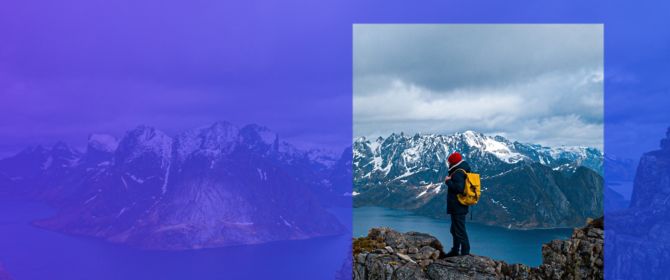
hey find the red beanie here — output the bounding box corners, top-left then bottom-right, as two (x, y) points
(448, 152), (462, 167)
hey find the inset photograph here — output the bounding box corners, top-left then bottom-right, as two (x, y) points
(352, 24), (604, 279)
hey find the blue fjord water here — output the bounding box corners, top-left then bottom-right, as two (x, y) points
(0, 200), (351, 280)
(354, 206), (572, 266)
(0, 200), (571, 279)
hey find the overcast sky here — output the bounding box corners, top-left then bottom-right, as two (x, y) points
(0, 0), (353, 158)
(354, 24), (603, 148)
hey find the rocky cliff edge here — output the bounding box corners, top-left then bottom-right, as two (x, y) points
(352, 217), (603, 280)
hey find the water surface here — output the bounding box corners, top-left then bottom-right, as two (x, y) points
(0, 200), (350, 280)
(354, 206), (572, 266)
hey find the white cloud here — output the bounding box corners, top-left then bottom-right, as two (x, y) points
(354, 24), (603, 149)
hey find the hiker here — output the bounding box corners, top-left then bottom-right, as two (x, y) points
(444, 152), (471, 257)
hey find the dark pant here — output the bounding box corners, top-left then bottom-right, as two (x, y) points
(450, 214), (470, 254)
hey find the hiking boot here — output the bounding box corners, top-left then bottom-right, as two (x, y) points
(444, 250), (459, 258)
(460, 252), (471, 256)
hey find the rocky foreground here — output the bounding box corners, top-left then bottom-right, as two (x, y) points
(351, 217), (603, 280)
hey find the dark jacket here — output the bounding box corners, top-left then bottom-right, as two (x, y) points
(445, 161), (471, 215)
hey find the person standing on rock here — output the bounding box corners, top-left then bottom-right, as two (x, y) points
(444, 152), (471, 257)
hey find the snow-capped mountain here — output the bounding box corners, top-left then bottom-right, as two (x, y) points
(353, 131), (604, 228)
(354, 131), (601, 184)
(0, 122), (348, 249)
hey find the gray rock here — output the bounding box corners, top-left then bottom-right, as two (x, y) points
(373, 248), (390, 254)
(393, 262), (429, 280)
(368, 227), (407, 249)
(418, 259), (433, 267)
(356, 253), (368, 264)
(365, 254), (401, 280)
(352, 223), (603, 280)
(396, 253), (416, 264)
(416, 246), (437, 260)
(426, 255), (499, 280)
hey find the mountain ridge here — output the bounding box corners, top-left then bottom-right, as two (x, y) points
(0, 121), (350, 249)
(353, 130), (604, 229)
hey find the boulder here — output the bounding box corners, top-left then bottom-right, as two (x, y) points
(426, 255), (499, 280)
(352, 219), (603, 280)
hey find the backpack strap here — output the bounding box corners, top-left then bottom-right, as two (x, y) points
(454, 168), (469, 184)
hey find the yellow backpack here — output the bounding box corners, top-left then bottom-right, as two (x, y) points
(455, 169), (481, 206)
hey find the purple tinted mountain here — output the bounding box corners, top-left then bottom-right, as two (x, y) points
(0, 122), (348, 249)
(604, 155), (636, 182)
(0, 142), (81, 201)
(353, 131), (604, 228)
(606, 127), (670, 278)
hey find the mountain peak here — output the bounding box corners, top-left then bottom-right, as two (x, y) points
(203, 121), (240, 143)
(50, 141), (80, 160)
(174, 122), (241, 161)
(354, 130), (603, 183)
(354, 136), (367, 143)
(116, 125), (172, 164)
(462, 130), (479, 135)
(240, 124), (279, 148)
(87, 133), (119, 153)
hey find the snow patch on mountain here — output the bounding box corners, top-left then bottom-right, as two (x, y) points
(42, 156), (53, 169)
(354, 130), (602, 184)
(417, 183), (441, 198)
(161, 161), (171, 194)
(118, 126), (173, 164)
(126, 173), (145, 184)
(459, 131), (524, 163)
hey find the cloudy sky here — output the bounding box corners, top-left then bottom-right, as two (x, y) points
(0, 0), (353, 157)
(354, 24), (603, 148)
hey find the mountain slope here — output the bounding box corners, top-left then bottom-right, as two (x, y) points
(415, 164), (603, 228)
(353, 131), (603, 228)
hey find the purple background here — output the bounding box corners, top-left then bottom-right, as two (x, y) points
(0, 0), (353, 157)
